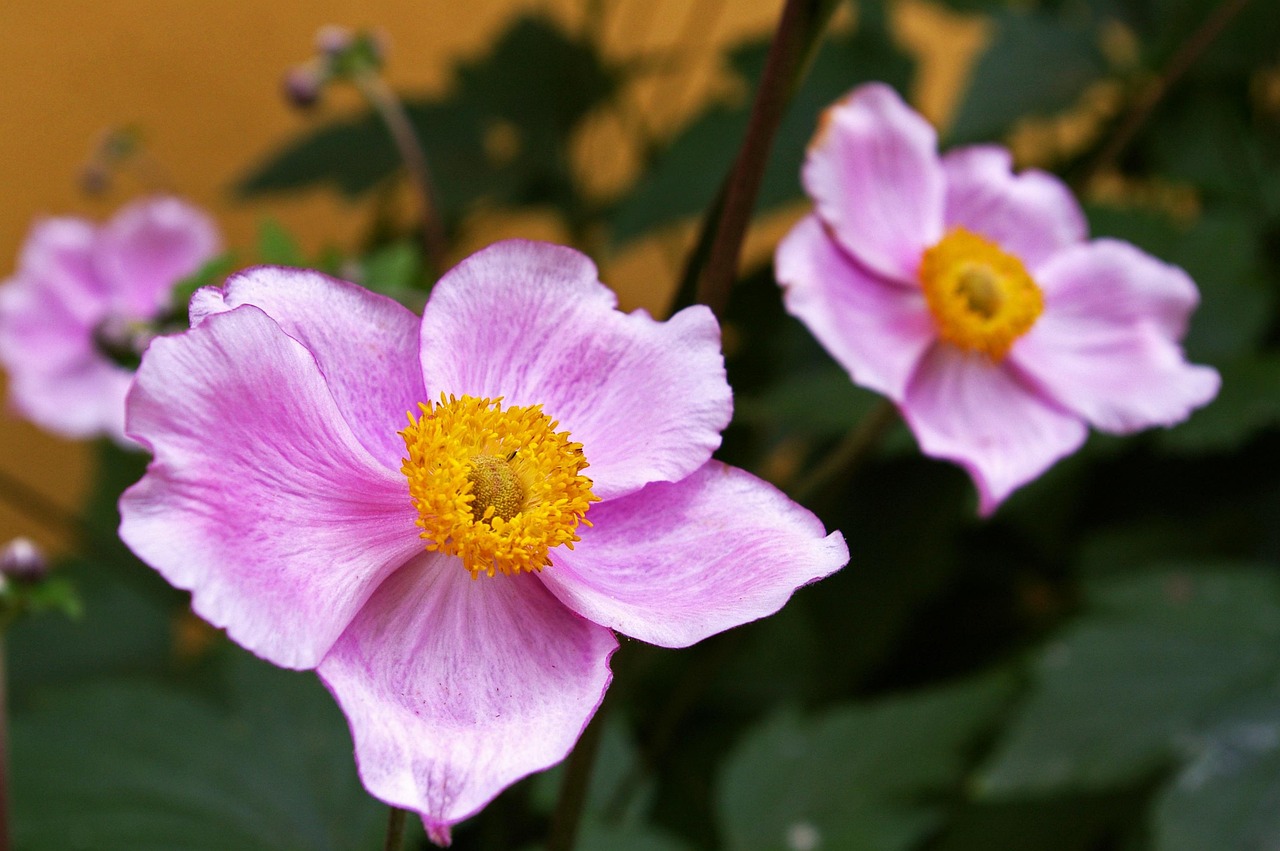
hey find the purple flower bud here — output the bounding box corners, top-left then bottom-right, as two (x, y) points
(1, 538), (47, 582)
(315, 25), (354, 58)
(283, 66), (322, 109)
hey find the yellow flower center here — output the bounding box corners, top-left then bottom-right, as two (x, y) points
(919, 227), (1043, 361)
(400, 394), (598, 578)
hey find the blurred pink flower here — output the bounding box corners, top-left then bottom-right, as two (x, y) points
(119, 241), (848, 842)
(0, 197), (220, 445)
(777, 83), (1220, 513)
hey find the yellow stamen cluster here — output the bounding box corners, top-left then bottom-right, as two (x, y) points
(400, 394), (597, 578)
(919, 227), (1044, 361)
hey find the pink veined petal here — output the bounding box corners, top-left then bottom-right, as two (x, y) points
(776, 214), (935, 401)
(191, 267), (426, 470)
(1012, 241), (1220, 433)
(803, 82), (945, 285)
(941, 145), (1087, 271)
(119, 305), (422, 670)
(95, 196), (220, 319)
(419, 240), (731, 501)
(1029, 239), (1201, 340)
(901, 344), (1088, 515)
(541, 461), (848, 648)
(316, 554), (617, 833)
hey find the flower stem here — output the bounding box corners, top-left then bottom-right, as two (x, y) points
(789, 399), (899, 504)
(545, 697), (609, 851)
(674, 0), (840, 318)
(0, 634), (10, 851)
(1080, 0), (1254, 184)
(353, 71), (449, 279)
(382, 806), (407, 851)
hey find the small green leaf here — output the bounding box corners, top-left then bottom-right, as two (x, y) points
(360, 239), (423, 295)
(257, 218), (306, 267)
(719, 675), (1013, 851)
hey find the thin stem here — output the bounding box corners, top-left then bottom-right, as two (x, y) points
(545, 697), (609, 851)
(788, 400), (899, 504)
(353, 71), (449, 278)
(1081, 0), (1254, 183)
(681, 0), (838, 318)
(0, 634), (9, 851)
(382, 806), (407, 851)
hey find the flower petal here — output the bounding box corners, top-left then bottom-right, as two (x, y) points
(941, 145), (1087, 271)
(14, 217), (105, 321)
(776, 214), (935, 400)
(1012, 240), (1220, 433)
(119, 305), (421, 669)
(418, 240), (731, 500)
(803, 83), (944, 284)
(541, 461), (848, 647)
(902, 345), (1087, 515)
(191, 267), (426, 469)
(317, 554), (616, 832)
(94, 197), (220, 318)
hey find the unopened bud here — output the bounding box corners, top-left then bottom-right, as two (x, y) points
(283, 65), (323, 109)
(1, 538), (47, 582)
(315, 25), (355, 58)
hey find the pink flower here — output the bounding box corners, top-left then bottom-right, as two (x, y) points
(0, 197), (221, 446)
(776, 84), (1220, 513)
(118, 241), (847, 842)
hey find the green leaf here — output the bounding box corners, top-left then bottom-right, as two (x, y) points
(976, 566), (1280, 797)
(948, 11), (1107, 144)
(718, 675), (1013, 851)
(359, 239), (423, 296)
(1152, 689), (1280, 851)
(256, 217), (306, 266)
(12, 649), (383, 850)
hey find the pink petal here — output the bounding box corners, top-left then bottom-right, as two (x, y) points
(0, 266), (132, 443)
(316, 554), (616, 831)
(941, 146), (1087, 271)
(803, 83), (944, 285)
(119, 305), (421, 669)
(1012, 241), (1220, 433)
(418, 240), (731, 501)
(95, 196), (220, 318)
(191, 267), (426, 469)
(541, 461), (848, 648)
(902, 345), (1088, 515)
(775, 214), (935, 401)
(14, 217), (105, 321)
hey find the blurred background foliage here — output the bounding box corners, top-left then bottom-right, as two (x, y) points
(2, 0), (1279, 848)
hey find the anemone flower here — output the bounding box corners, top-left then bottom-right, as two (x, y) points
(119, 241), (848, 843)
(776, 83), (1219, 513)
(0, 197), (220, 446)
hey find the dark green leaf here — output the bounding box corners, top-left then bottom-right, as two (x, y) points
(977, 566), (1280, 796)
(1160, 355), (1280, 453)
(718, 675), (1013, 851)
(948, 11), (1107, 144)
(12, 650), (382, 850)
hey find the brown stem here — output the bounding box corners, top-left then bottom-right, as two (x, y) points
(1081, 0), (1254, 183)
(788, 399), (899, 503)
(382, 806), (407, 851)
(545, 697), (609, 851)
(685, 0), (838, 318)
(354, 71), (449, 278)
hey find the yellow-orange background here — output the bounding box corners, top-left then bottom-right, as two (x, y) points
(0, 0), (982, 553)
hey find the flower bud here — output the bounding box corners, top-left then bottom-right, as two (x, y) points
(1, 537), (47, 583)
(283, 66), (323, 109)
